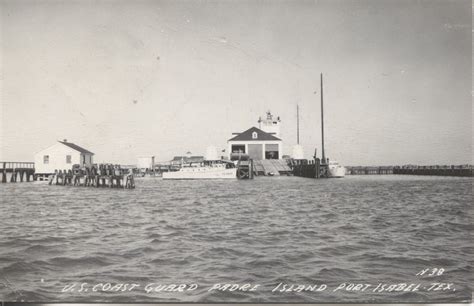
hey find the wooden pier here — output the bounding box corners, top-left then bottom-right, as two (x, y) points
(252, 160), (292, 176)
(236, 159), (254, 179)
(230, 153), (254, 179)
(49, 164), (135, 189)
(393, 165), (473, 177)
(1, 162), (35, 183)
(346, 165), (473, 177)
(345, 166), (394, 175)
(291, 158), (327, 178)
(292, 162), (473, 178)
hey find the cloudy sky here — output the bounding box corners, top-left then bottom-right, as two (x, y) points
(1, 0), (471, 165)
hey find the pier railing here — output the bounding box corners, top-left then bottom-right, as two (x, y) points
(1, 162), (35, 170)
(1, 161), (35, 183)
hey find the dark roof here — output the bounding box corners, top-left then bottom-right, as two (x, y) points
(228, 127), (281, 141)
(59, 141), (94, 154)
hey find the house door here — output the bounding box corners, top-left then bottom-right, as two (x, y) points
(248, 144), (263, 160)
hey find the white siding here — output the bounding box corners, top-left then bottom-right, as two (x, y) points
(34, 142), (93, 174)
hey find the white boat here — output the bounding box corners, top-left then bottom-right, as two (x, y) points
(328, 160), (345, 178)
(162, 161), (237, 180)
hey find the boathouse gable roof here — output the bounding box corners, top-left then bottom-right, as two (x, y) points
(58, 141), (94, 155)
(228, 127), (281, 142)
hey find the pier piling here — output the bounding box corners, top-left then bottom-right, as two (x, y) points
(236, 158), (254, 179)
(48, 164), (135, 189)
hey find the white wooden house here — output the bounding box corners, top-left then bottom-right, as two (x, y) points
(34, 140), (94, 175)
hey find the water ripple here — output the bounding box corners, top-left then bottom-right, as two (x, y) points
(0, 176), (472, 303)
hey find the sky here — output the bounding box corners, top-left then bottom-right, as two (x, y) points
(0, 0), (472, 165)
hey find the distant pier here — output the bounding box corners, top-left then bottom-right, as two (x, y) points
(290, 160), (473, 178)
(346, 165), (473, 177)
(345, 166), (394, 175)
(1, 162), (35, 183)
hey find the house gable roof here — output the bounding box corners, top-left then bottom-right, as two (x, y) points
(59, 141), (94, 155)
(228, 126), (281, 141)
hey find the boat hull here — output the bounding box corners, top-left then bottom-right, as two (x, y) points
(162, 168), (237, 180)
(328, 166), (345, 178)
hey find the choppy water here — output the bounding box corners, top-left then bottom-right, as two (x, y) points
(0, 175), (472, 303)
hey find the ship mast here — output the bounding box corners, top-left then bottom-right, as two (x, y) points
(320, 73), (325, 163)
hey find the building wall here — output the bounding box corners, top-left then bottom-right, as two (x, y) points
(228, 141), (282, 160)
(34, 143), (93, 174)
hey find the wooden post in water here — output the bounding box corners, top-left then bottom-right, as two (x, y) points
(315, 158), (321, 178)
(2, 163), (6, 183)
(250, 159), (254, 179)
(313, 148), (319, 179)
(10, 169), (16, 183)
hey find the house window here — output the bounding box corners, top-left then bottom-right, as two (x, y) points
(252, 131), (258, 139)
(231, 145), (246, 153)
(43, 155), (49, 164)
(265, 144), (279, 159)
(82, 155), (86, 164)
(66, 155), (72, 164)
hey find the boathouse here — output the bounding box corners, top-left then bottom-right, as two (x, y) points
(34, 140), (94, 175)
(228, 112), (283, 160)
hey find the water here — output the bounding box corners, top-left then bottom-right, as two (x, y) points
(0, 175), (472, 303)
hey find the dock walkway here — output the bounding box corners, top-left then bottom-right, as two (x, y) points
(253, 160), (292, 176)
(1, 162), (35, 183)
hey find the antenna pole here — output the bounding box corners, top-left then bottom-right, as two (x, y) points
(296, 104), (300, 145)
(321, 73), (325, 163)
